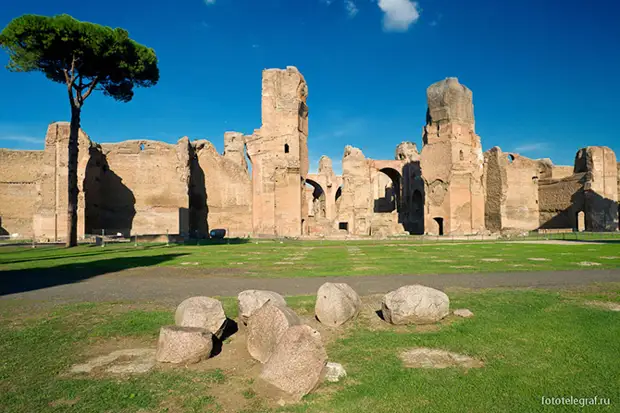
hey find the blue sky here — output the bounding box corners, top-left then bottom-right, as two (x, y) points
(1, 0), (619, 174)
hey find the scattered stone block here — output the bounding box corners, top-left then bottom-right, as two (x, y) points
(325, 362), (347, 382)
(315, 282), (361, 327)
(238, 290), (287, 325)
(453, 308), (474, 318)
(156, 326), (213, 364)
(260, 325), (328, 400)
(175, 296), (227, 337)
(382, 285), (449, 325)
(247, 302), (300, 363)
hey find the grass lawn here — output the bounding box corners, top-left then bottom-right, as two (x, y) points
(1, 239), (620, 278)
(1, 285), (619, 412)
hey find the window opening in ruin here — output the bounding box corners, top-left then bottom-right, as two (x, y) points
(507, 154), (515, 163)
(140, 143), (145, 151)
(433, 217), (444, 236)
(284, 143), (289, 153)
(305, 179), (326, 219)
(339, 222), (349, 232)
(374, 168), (402, 213)
(459, 150), (464, 161)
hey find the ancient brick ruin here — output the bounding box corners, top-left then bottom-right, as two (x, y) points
(0, 66), (618, 240)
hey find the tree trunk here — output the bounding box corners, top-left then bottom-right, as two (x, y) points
(66, 105), (81, 247)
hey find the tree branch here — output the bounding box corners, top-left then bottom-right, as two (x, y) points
(81, 77), (99, 101)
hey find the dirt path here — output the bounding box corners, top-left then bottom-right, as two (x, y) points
(2, 267), (620, 304)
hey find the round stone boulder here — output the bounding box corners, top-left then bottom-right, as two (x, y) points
(237, 290), (287, 325)
(175, 296), (227, 337)
(381, 285), (449, 325)
(156, 326), (213, 364)
(247, 302), (300, 363)
(260, 325), (328, 400)
(315, 282), (361, 327)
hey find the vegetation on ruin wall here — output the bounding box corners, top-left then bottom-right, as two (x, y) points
(0, 286), (619, 412)
(0, 14), (159, 247)
(1, 241), (620, 276)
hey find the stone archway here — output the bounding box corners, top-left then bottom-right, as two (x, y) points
(305, 178), (326, 219)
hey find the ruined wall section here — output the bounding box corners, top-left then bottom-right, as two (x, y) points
(337, 146), (372, 235)
(245, 66), (309, 237)
(99, 139), (190, 236)
(34, 122), (99, 241)
(192, 139), (252, 237)
(575, 146), (618, 231)
(538, 174), (585, 230)
(420, 78), (485, 235)
(303, 155), (339, 236)
(395, 142), (424, 234)
(484, 147), (539, 232)
(0, 149), (44, 237)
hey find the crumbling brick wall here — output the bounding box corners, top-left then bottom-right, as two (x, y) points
(0, 149), (43, 237)
(483, 147), (539, 232)
(98, 138), (191, 236)
(420, 78), (485, 235)
(190, 139), (252, 238)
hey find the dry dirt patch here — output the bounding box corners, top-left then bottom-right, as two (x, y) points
(399, 348), (484, 369)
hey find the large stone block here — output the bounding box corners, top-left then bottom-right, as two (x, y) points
(382, 285), (450, 325)
(238, 290), (287, 325)
(246, 302), (300, 363)
(156, 325), (213, 364)
(175, 297), (227, 336)
(315, 282), (361, 327)
(260, 325), (328, 400)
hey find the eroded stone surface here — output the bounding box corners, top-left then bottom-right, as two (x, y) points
(400, 348), (484, 369)
(260, 325), (328, 400)
(70, 348), (156, 374)
(315, 282), (361, 327)
(325, 362), (347, 382)
(175, 297), (227, 336)
(156, 325), (213, 364)
(238, 290), (287, 325)
(247, 302), (300, 363)
(453, 308), (474, 318)
(382, 285), (450, 325)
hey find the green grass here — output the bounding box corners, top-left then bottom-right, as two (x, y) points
(1, 286), (619, 412)
(1, 238), (619, 278)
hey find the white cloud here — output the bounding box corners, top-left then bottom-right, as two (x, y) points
(0, 135), (44, 145)
(377, 0), (421, 32)
(345, 0), (359, 18)
(204, 0), (216, 5)
(514, 142), (549, 153)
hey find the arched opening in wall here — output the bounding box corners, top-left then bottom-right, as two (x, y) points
(507, 154), (515, 163)
(334, 185), (343, 214)
(459, 150), (464, 161)
(305, 179), (326, 219)
(433, 217), (444, 236)
(284, 143), (290, 154)
(139, 143), (145, 151)
(373, 168), (402, 213)
(576, 210), (586, 232)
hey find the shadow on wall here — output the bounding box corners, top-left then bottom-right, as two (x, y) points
(402, 161), (425, 235)
(85, 149), (136, 236)
(539, 186), (618, 231)
(189, 147), (209, 238)
(0, 217), (8, 236)
(0, 251), (187, 296)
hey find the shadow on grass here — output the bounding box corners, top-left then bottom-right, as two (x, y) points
(0, 253), (187, 296)
(0, 245), (170, 265)
(182, 238), (252, 246)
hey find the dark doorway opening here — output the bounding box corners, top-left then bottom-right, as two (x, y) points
(338, 222), (349, 232)
(433, 217), (444, 236)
